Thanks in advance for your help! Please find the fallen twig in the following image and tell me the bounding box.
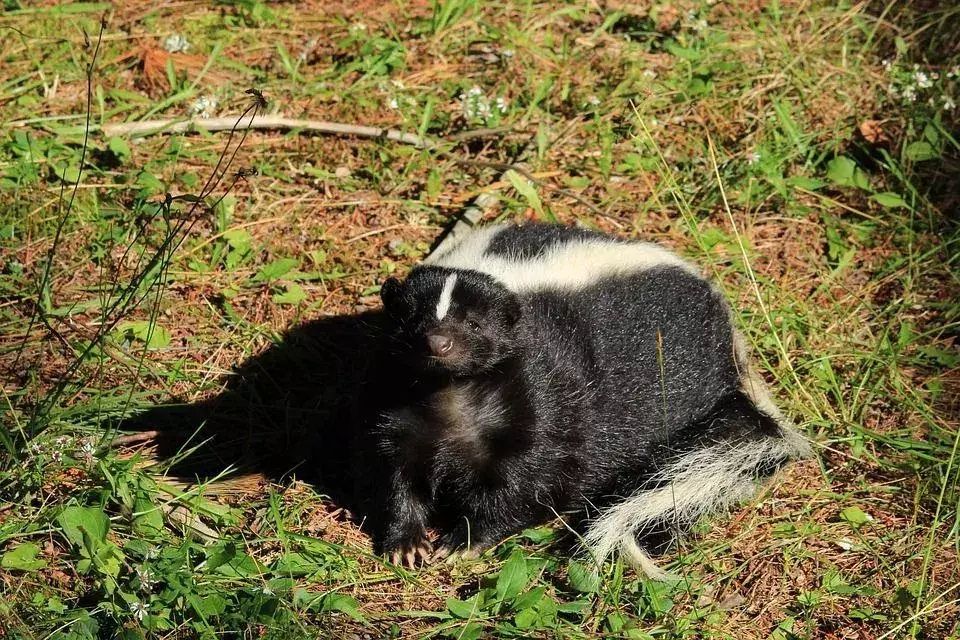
[109,430,160,448]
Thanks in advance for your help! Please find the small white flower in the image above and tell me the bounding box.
[914,70,933,89]
[144,546,159,561]
[51,450,63,463]
[190,95,217,119]
[501,48,515,58]
[163,34,190,54]
[256,584,275,596]
[931,71,940,80]
[468,85,483,97]
[54,436,70,448]
[586,95,601,106]
[692,19,708,32]
[642,69,657,80]
[902,85,917,102]
[949,66,959,78]
[495,96,509,113]
[942,96,955,111]
[390,79,405,89]
[135,567,157,592]
[129,600,148,621]
[349,22,367,33]
[30,442,43,454]
[386,97,399,110]
[80,438,95,454]
[649,117,660,127]
[882,58,893,72]
[747,151,761,165]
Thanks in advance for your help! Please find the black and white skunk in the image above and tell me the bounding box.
[372,223,810,577]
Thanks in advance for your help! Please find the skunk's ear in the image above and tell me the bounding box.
[380,277,410,320]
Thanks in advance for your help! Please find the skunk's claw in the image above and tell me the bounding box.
[388,539,434,570]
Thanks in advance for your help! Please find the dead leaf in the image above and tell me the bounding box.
[859,120,886,144]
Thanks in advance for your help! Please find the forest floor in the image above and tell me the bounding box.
[1,1,958,638]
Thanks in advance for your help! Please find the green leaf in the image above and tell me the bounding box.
[272,552,319,576]
[2,543,47,571]
[107,137,132,163]
[273,283,307,306]
[117,320,171,349]
[495,550,528,601]
[189,592,227,617]
[872,192,909,209]
[905,141,938,162]
[204,542,237,571]
[840,506,871,526]
[223,229,252,250]
[786,176,827,191]
[566,559,600,593]
[505,170,543,217]
[320,593,367,623]
[665,40,703,61]
[133,494,163,538]
[826,156,869,189]
[253,257,299,282]
[446,597,480,619]
[514,607,539,629]
[58,506,110,552]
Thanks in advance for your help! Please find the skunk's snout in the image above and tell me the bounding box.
[427,333,454,357]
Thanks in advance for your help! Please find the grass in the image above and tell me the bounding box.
[1,0,958,638]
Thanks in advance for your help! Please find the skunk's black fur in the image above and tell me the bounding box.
[373,223,809,575]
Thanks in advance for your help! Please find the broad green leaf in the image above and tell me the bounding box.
[133,494,163,538]
[446,597,480,619]
[117,320,171,349]
[253,257,299,282]
[840,506,870,526]
[665,40,703,61]
[320,593,367,623]
[785,176,827,191]
[566,559,600,593]
[273,283,307,305]
[495,550,528,601]
[1,543,47,571]
[872,192,908,209]
[905,141,938,162]
[58,506,110,551]
[107,137,132,163]
[826,156,869,189]
[505,170,543,217]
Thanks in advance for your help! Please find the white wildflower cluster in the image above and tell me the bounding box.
[684,10,708,33]
[458,86,508,123]
[884,59,957,113]
[747,151,761,165]
[190,95,218,119]
[162,34,190,54]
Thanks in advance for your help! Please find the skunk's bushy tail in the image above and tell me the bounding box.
[583,374,811,580]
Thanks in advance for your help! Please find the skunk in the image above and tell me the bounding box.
[373,223,810,576]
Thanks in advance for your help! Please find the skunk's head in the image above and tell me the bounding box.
[381,266,522,376]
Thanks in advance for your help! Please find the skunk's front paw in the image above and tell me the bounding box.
[385,535,434,570]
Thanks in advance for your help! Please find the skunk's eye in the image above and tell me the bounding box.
[466,320,482,333]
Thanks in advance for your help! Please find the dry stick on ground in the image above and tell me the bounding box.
[93,115,601,218]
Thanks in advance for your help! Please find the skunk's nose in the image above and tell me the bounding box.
[427,334,454,357]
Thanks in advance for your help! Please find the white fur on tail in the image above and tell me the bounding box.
[583,425,811,580]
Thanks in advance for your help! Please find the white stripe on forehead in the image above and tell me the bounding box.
[435,273,458,320]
